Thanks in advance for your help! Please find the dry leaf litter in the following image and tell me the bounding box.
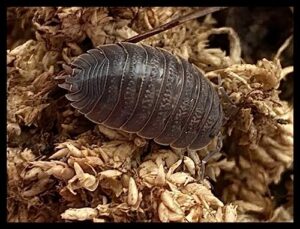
[7,7,293,222]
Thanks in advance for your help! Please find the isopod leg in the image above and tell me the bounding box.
[218,87,239,123]
[200,133,223,180]
[218,87,234,105]
[58,82,72,91]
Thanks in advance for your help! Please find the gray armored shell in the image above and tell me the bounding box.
[59,42,224,150]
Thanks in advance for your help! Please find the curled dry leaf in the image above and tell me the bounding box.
[224,204,238,222]
[183,156,196,176]
[154,163,166,186]
[127,177,139,206]
[61,208,98,221]
[67,162,99,194]
[99,170,122,179]
[183,183,224,208]
[161,190,184,215]
[167,172,195,186]
[25,161,74,181]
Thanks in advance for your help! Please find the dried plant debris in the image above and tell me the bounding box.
[7,7,293,222]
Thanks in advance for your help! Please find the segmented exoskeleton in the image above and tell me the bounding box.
[59,42,224,150]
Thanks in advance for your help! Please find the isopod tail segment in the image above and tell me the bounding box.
[54,64,73,81]
[55,64,80,93]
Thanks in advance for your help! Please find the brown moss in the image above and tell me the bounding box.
[7,7,293,222]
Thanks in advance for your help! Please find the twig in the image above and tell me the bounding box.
[124,7,228,43]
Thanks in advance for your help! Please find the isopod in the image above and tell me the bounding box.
[58,42,224,150]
